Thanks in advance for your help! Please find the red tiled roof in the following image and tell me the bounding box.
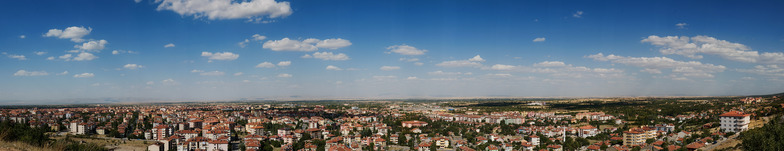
[719,110,750,117]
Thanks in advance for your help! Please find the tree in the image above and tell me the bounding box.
[430,141,437,151]
[398,134,407,145]
[600,143,608,150]
[740,116,784,151]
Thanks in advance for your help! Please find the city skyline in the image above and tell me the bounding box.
[2,0,784,103]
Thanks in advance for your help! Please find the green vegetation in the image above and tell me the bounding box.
[0,121,107,151]
[739,115,784,151]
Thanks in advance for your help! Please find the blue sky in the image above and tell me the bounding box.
[1,0,784,103]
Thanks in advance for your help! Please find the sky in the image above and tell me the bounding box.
[1,0,784,104]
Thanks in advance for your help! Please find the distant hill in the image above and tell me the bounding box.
[747,92,784,98]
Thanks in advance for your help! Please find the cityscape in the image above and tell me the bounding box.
[1,0,784,151]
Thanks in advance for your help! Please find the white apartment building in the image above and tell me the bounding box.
[719,111,750,133]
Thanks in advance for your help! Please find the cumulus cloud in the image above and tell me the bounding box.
[112,50,137,55]
[233,72,243,76]
[533,37,546,42]
[13,70,48,76]
[201,51,239,61]
[154,0,292,21]
[19,35,26,39]
[737,65,784,77]
[642,35,784,65]
[34,51,46,55]
[263,38,351,51]
[75,39,108,51]
[326,65,342,71]
[277,73,292,78]
[373,75,397,80]
[277,61,291,67]
[676,23,688,29]
[123,64,143,70]
[491,64,516,70]
[7,54,26,60]
[238,34,266,48]
[587,53,725,78]
[43,26,91,42]
[255,62,276,68]
[200,71,225,76]
[428,71,471,76]
[387,44,427,55]
[436,55,485,68]
[191,69,204,73]
[164,43,175,48]
[310,52,349,61]
[162,78,177,85]
[56,71,69,75]
[73,73,94,78]
[315,38,352,49]
[73,52,98,61]
[534,61,566,67]
[380,66,400,71]
[573,11,584,18]
[407,76,418,80]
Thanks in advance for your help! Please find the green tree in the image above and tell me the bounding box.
[430,141,437,151]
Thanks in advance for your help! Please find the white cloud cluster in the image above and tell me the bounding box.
[123,64,143,70]
[326,65,342,71]
[75,39,108,51]
[573,11,584,18]
[588,53,725,79]
[238,34,267,48]
[642,35,784,64]
[533,37,546,42]
[533,61,566,67]
[201,51,239,61]
[44,26,91,42]
[436,55,484,67]
[428,71,471,76]
[112,50,137,55]
[676,23,688,29]
[154,0,293,21]
[263,38,351,51]
[277,73,292,78]
[491,64,516,70]
[73,73,94,78]
[164,43,176,48]
[7,54,27,60]
[255,61,291,68]
[380,66,400,71]
[387,44,427,55]
[200,71,225,76]
[13,70,48,76]
[34,51,46,55]
[302,52,349,61]
[738,65,784,77]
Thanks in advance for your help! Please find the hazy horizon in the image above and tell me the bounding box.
[2,0,784,103]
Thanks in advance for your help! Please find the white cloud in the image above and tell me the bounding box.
[200,71,225,76]
[135,0,143,3]
[301,54,312,58]
[56,71,69,75]
[201,51,239,61]
[34,51,46,55]
[534,61,566,67]
[263,38,351,51]
[73,73,94,78]
[277,73,292,78]
[311,52,349,61]
[573,11,583,18]
[162,78,177,85]
[255,62,276,68]
[436,55,486,68]
[191,69,204,73]
[123,64,143,70]
[387,44,427,55]
[233,72,243,76]
[399,58,419,62]
[533,37,546,42]
[112,50,137,55]
[373,75,397,80]
[380,66,400,71]
[19,35,25,39]
[13,70,48,76]
[587,53,725,77]
[428,71,470,76]
[164,43,175,48]
[146,81,155,85]
[326,65,342,71]
[277,61,291,67]
[46,56,55,60]
[642,35,784,65]
[238,34,266,48]
[407,76,418,80]
[75,39,108,51]
[315,38,352,49]
[73,52,98,61]
[491,64,516,70]
[737,65,784,77]
[43,26,91,42]
[676,23,688,29]
[487,73,513,77]
[468,55,485,62]
[8,54,27,60]
[154,0,292,21]
[414,62,424,66]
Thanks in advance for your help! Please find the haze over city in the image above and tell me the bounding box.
[2,0,784,104]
